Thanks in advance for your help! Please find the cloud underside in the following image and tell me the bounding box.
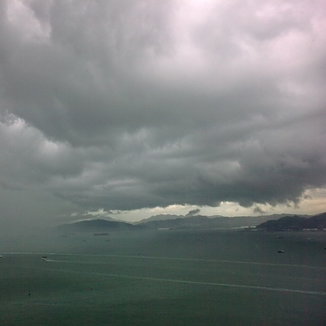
[0,0,326,214]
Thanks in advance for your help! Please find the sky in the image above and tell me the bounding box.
[0,0,325,230]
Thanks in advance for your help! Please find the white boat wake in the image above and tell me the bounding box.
[32,265,326,297]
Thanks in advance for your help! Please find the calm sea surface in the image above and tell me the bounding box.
[1,230,325,325]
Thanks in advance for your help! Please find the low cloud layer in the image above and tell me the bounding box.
[0,0,325,227]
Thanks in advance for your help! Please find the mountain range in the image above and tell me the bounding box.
[57,213,325,233]
[256,212,326,231]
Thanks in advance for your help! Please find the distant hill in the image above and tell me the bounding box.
[66,214,121,223]
[58,215,276,232]
[256,212,326,231]
[140,215,214,229]
[57,213,323,233]
[139,214,282,230]
[57,219,136,232]
[138,214,184,223]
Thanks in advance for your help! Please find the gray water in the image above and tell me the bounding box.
[1,229,325,325]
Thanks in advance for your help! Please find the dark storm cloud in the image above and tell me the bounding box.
[0,0,325,219]
[186,209,201,217]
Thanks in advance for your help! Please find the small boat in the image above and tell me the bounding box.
[277,250,285,254]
